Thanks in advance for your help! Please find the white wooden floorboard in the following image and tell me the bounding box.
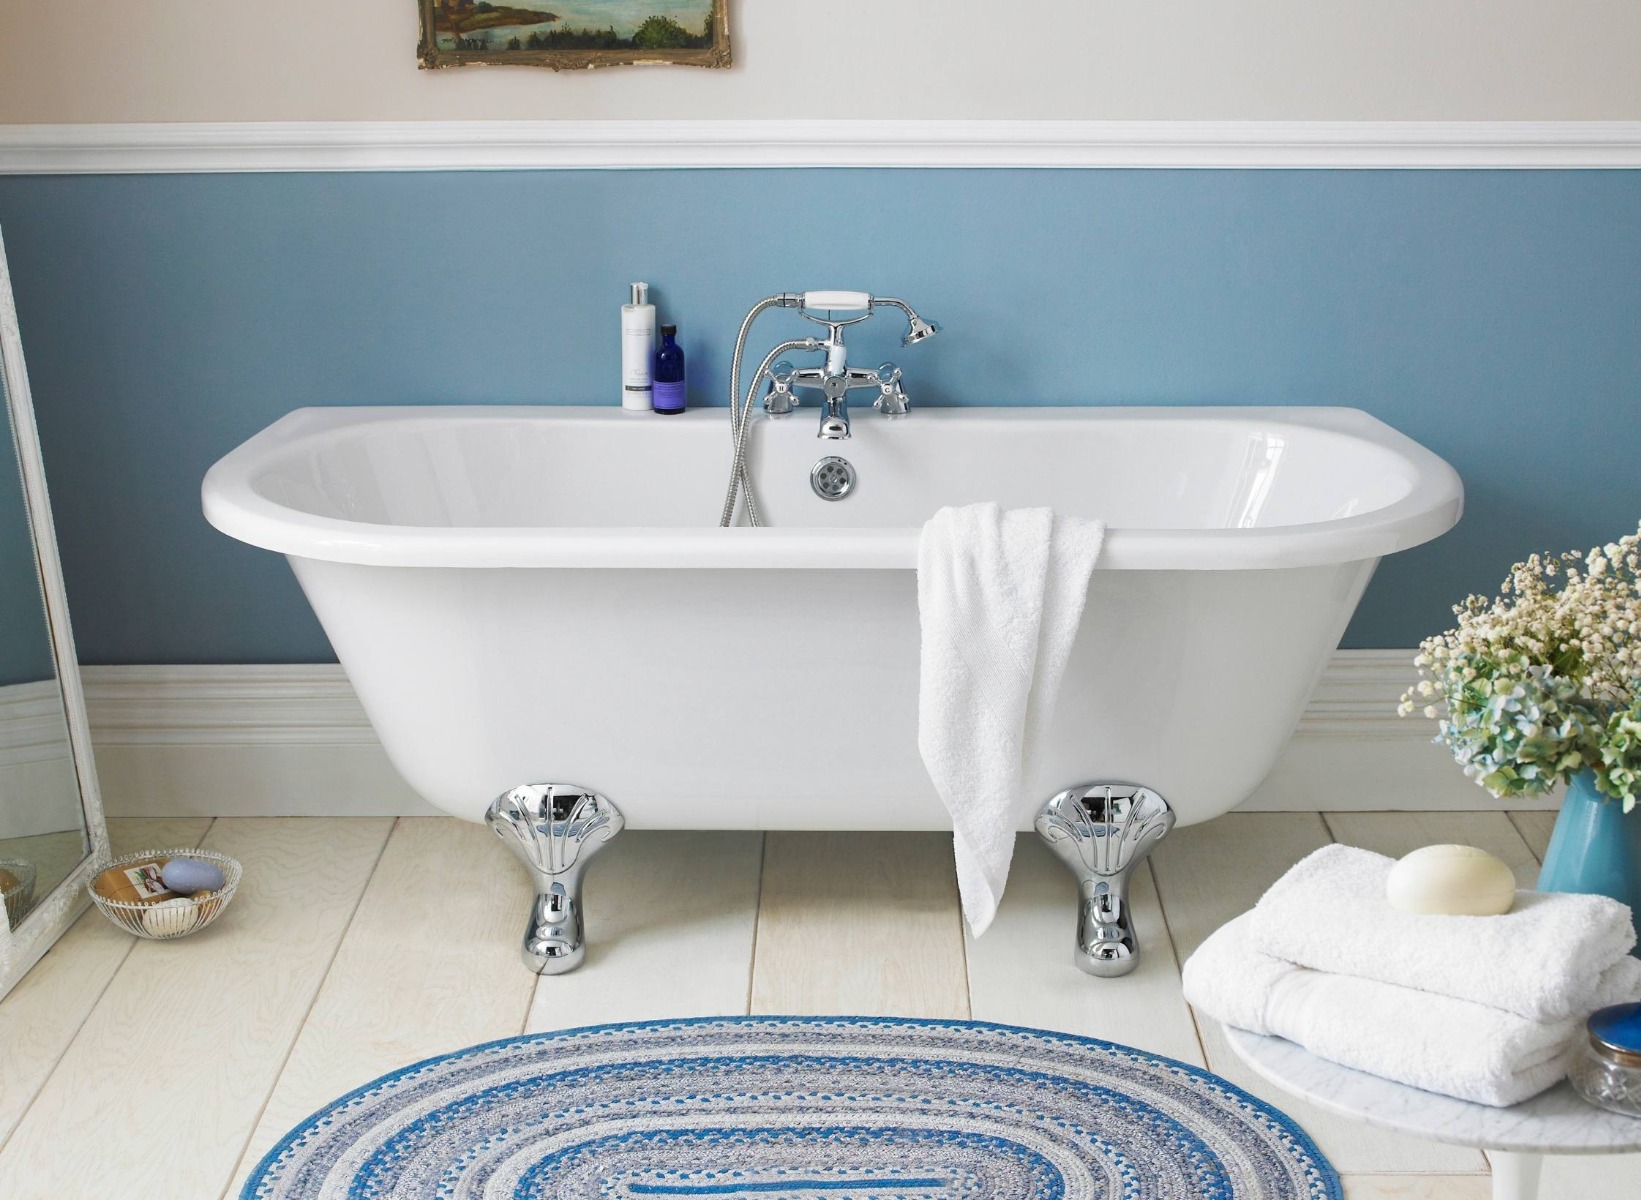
[1,813,1633,1198]
[0,817,213,1151]
[751,832,970,1020]
[1507,810,1558,862]
[226,818,538,1198]
[1150,812,1488,1176]
[527,831,764,1033]
[0,817,391,1200]
[1322,810,1541,887]
[1340,1177,1492,1199]
[966,836,1203,1065]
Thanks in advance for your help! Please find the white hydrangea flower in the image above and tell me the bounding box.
[1400,523,1641,808]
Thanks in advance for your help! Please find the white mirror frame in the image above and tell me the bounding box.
[0,223,110,999]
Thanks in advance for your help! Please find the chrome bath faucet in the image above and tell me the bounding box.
[763,358,910,440]
[721,290,940,526]
[755,292,939,439]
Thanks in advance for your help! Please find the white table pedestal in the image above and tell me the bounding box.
[1488,1151,1544,1200]
[1224,1028,1641,1200]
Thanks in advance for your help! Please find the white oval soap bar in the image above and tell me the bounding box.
[1386,844,1516,916]
[142,897,199,938]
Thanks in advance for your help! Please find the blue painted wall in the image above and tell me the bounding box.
[0,168,1636,664]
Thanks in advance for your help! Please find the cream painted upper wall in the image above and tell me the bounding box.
[2,1,1639,124]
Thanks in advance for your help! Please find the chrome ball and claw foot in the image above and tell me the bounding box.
[486,784,624,976]
[1034,783,1174,978]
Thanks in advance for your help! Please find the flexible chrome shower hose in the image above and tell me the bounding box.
[719,294,814,528]
[721,338,815,528]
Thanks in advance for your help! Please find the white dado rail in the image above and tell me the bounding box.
[78,652,1550,820]
[1,120,1641,174]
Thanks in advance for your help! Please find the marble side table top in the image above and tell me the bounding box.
[1225,1027,1641,1155]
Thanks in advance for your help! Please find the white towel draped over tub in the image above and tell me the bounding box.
[917,502,1106,936]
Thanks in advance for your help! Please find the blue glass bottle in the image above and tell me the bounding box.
[653,325,686,415]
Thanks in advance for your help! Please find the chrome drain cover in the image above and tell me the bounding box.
[810,456,857,501]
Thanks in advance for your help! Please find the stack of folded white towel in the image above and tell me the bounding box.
[1183,844,1641,1107]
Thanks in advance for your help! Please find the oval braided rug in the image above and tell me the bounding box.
[243,1015,1339,1200]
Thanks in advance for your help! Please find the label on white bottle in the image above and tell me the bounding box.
[622,308,655,409]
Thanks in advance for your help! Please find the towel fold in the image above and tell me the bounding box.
[1184,913,1580,1107]
[917,502,1105,936]
[1253,844,1641,1022]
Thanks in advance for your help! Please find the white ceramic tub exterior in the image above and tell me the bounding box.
[202,406,1461,830]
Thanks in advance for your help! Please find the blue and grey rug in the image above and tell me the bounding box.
[243,1015,1339,1199]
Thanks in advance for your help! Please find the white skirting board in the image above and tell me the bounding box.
[78,651,1555,821]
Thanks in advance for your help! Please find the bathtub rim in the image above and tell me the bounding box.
[202,404,1463,571]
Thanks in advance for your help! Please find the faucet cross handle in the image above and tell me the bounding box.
[873,362,909,417]
[762,361,798,416]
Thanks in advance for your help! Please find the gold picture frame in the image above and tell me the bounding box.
[419,0,730,71]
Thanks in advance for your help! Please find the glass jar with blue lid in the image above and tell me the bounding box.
[1569,1002,1641,1116]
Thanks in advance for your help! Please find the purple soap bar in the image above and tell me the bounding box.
[160,857,225,894]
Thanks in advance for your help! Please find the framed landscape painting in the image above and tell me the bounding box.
[419,0,730,70]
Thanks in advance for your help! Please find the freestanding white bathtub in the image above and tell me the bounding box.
[204,405,1461,974]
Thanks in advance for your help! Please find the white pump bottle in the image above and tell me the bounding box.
[621,282,655,411]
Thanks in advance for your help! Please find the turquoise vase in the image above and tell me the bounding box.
[1538,768,1641,955]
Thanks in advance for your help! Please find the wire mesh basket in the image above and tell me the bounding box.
[0,858,36,929]
[88,848,241,940]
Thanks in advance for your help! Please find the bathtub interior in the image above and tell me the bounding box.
[245,409,1420,534]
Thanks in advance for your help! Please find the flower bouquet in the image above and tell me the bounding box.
[1403,526,1641,808]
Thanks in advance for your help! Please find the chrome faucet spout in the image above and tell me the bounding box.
[819,395,851,440]
[817,372,853,439]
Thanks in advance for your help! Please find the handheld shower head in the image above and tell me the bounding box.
[868,296,941,347]
[901,312,941,346]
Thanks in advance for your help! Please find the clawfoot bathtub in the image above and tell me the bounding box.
[204,406,1461,975]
